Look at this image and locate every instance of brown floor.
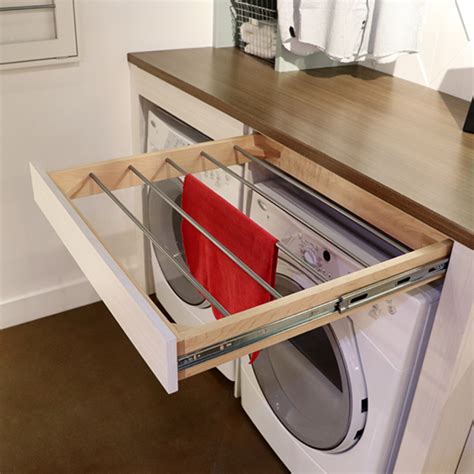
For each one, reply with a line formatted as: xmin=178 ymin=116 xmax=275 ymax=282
xmin=0 ymin=302 xmax=288 ymax=474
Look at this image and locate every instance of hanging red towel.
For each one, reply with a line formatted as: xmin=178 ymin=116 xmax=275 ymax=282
xmin=181 ymin=174 xmax=278 ymax=363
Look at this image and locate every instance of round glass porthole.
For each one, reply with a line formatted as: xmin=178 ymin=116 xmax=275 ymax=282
xmin=252 ymin=271 xmax=364 ymax=451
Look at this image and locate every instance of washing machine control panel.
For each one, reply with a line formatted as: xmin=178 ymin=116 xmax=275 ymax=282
xmin=250 ymin=192 xmax=358 ymax=279
xmin=285 ymin=232 xmax=356 ymax=280
xmin=201 ymin=168 xmax=232 ymax=190
xmin=249 ymin=188 xmax=360 ymax=280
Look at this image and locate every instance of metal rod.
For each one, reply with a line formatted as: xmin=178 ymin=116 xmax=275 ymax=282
xmin=234 ymin=145 xmax=410 ymax=254
xmin=0 ymin=4 xmax=55 ymax=12
xmin=200 ymin=150 xmax=370 ymax=267
xmin=166 ymin=157 xmax=329 ymax=284
xmin=165 ymin=157 xmax=188 ymax=176
xmin=88 ymin=172 xmax=230 ymax=316
xmin=129 ymin=165 xmax=282 ymax=300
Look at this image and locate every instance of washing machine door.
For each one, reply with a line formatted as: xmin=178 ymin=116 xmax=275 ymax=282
xmin=147 ymin=179 xmax=208 ymax=308
xmin=252 ymin=259 xmax=368 ymax=453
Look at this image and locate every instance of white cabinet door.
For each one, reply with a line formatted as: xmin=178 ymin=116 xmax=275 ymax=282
xmin=0 ymin=0 xmax=78 ymax=67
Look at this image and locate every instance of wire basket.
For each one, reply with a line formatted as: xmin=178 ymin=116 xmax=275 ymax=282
xmin=231 ymin=1 xmax=278 ymax=63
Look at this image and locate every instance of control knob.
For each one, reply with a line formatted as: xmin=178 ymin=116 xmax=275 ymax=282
xmin=302 ymin=246 xmax=318 ymax=267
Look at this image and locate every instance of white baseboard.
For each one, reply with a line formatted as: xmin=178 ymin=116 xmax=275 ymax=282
xmin=0 ymin=278 xmax=100 ymax=330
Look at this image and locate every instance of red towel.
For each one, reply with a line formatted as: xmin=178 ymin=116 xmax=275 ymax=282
xmin=181 ymin=175 xmax=279 ymax=362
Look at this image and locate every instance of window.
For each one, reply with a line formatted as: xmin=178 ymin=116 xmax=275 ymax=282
xmin=0 ymin=0 xmax=78 ymax=68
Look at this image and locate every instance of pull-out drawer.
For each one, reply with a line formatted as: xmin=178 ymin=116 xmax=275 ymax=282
xmin=30 ymin=134 xmax=452 ymax=393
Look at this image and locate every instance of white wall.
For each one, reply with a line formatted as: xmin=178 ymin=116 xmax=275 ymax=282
xmin=364 ymin=0 xmax=473 ymax=101
xmin=0 ymin=1 xmax=213 ymax=328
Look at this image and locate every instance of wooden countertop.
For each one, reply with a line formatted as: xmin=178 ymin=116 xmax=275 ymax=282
xmin=128 ymin=47 xmax=473 ymax=248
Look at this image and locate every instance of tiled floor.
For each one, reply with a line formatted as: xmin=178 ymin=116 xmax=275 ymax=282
xmin=0 ymin=302 xmax=288 ymax=473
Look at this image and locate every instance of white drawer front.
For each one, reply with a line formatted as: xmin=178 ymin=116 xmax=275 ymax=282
xmin=30 ymin=163 xmax=179 ymax=393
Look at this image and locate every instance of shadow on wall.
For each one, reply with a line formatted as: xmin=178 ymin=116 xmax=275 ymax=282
xmin=439 ymin=67 xmax=474 ymax=130
xmin=302 ymin=62 xmax=389 ymax=80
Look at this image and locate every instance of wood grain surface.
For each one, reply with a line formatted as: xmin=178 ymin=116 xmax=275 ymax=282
xmin=128 ymin=47 xmax=473 ymax=248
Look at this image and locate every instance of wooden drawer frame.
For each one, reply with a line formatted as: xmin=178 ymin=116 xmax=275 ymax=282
xmin=30 ymin=134 xmax=452 ymax=393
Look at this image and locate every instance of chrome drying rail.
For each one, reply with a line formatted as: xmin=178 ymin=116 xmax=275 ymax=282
xmin=89 ymin=145 xmax=449 ymax=370
xmin=30 ymin=135 xmax=452 ymax=393
xmin=0 ymin=4 xmax=55 ymax=12
xmin=87 ymin=145 xmax=447 ymax=371
xmin=88 ymin=146 xmax=344 ymax=310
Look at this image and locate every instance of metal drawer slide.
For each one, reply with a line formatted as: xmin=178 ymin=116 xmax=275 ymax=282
xmin=177 ymin=259 xmax=448 ymax=371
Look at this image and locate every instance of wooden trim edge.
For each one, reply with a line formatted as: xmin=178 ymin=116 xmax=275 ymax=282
xmin=176 ymin=240 xmax=452 ymax=358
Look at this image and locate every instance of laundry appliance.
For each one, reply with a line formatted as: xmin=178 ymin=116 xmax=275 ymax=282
xmin=239 ymin=178 xmax=440 ymax=472
xmin=144 ymin=108 xmax=243 ymax=381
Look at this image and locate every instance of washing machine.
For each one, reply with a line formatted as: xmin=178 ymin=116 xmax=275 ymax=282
xmin=144 ymin=108 xmax=244 ymax=381
xmin=239 ymin=178 xmax=441 ymax=473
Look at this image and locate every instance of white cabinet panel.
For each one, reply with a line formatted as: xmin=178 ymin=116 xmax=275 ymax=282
xmin=0 ymin=0 xmax=78 ymax=67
